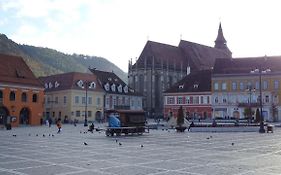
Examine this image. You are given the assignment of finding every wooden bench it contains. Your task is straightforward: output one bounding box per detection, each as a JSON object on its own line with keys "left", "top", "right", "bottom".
{"left": 267, "top": 125, "right": 274, "bottom": 133}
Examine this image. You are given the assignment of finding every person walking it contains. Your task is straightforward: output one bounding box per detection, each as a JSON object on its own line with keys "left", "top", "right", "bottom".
{"left": 56, "top": 118, "right": 62, "bottom": 133}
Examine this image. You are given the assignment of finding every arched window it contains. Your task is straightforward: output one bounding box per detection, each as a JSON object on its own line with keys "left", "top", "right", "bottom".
{"left": 32, "top": 94, "right": 38, "bottom": 103}
{"left": 10, "top": 91, "right": 16, "bottom": 101}
{"left": 21, "top": 92, "right": 27, "bottom": 102}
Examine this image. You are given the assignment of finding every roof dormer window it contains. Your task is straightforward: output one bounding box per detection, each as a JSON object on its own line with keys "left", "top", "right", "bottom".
{"left": 111, "top": 83, "right": 116, "bottom": 92}
{"left": 179, "top": 84, "right": 184, "bottom": 89}
{"left": 48, "top": 82, "right": 53, "bottom": 88}
{"left": 76, "top": 80, "right": 84, "bottom": 88}
{"left": 117, "top": 84, "right": 122, "bottom": 93}
{"left": 55, "top": 81, "right": 60, "bottom": 88}
{"left": 89, "top": 82, "right": 96, "bottom": 89}
{"left": 193, "top": 84, "right": 199, "bottom": 89}
{"left": 123, "top": 85, "right": 128, "bottom": 93}
{"left": 104, "top": 83, "right": 110, "bottom": 91}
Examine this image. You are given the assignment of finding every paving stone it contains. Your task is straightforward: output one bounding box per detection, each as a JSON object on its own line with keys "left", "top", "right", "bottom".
{"left": 1, "top": 124, "right": 281, "bottom": 175}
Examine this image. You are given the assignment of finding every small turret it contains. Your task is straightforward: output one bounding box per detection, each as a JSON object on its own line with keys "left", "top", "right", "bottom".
{"left": 214, "top": 23, "right": 232, "bottom": 57}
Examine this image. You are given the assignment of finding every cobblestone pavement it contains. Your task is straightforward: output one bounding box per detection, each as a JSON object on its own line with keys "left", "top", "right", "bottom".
{"left": 0, "top": 124, "right": 281, "bottom": 175}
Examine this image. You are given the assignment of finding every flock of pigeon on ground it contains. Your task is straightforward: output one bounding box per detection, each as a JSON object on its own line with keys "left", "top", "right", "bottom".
{"left": 10, "top": 128, "right": 235, "bottom": 147}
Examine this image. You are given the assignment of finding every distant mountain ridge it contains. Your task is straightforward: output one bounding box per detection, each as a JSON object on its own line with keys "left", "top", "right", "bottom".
{"left": 0, "top": 34, "right": 127, "bottom": 82}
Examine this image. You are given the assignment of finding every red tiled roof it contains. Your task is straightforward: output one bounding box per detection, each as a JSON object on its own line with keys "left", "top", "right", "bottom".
{"left": 164, "top": 70, "right": 212, "bottom": 93}
{"left": 39, "top": 72, "right": 104, "bottom": 92}
{"left": 0, "top": 54, "right": 43, "bottom": 87}
{"left": 213, "top": 56, "right": 281, "bottom": 74}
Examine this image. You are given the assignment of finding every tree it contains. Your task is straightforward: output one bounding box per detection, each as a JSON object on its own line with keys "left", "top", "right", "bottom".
{"left": 243, "top": 107, "right": 254, "bottom": 122}
{"left": 177, "top": 106, "right": 184, "bottom": 127}
{"left": 255, "top": 108, "right": 261, "bottom": 123}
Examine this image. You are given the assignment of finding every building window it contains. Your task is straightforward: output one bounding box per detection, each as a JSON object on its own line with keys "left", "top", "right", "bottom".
{"left": 106, "top": 97, "right": 110, "bottom": 105}
{"left": 88, "top": 97, "right": 92, "bottom": 105}
{"left": 21, "top": 92, "right": 27, "bottom": 102}
{"left": 75, "top": 96, "right": 79, "bottom": 104}
{"left": 63, "top": 96, "right": 67, "bottom": 104}
{"left": 215, "top": 97, "right": 218, "bottom": 103}
{"left": 177, "top": 97, "right": 183, "bottom": 104}
{"left": 88, "top": 111, "right": 92, "bottom": 117}
{"left": 255, "top": 81, "right": 260, "bottom": 90}
{"left": 274, "top": 80, "right": 279, "bottom": 90}
{"left": 10, "top": 91, "right": 16, "bottom": 101}
{"left": 55, "top": 96, "right": 58, "bottom": 104}
{"left": 263, "top": 80, "right": 268, "bottom": 90}
{"left": 239, "top": 82, "right": 244, "bottom": 90}
{"left": 82, "top": 97, "right": 86, "bottom": 104}
{"left": 167, "top": 97, "right": 175, "bottom": 104}
{"left": 96, "top": 97, "right": 100, "bottom": 106}
{"left": 207, "top": 96, "right": 210, "bottom": 104}
{"left": 59, "top": 111, "right": 61, "bottom": 118}
{"left": 223, "top": 98, "right": 227, "bottom": 103}
{"left": 76, "top": 111, "right": 80, "bottom": 117}
{"left": 47, "top": 97, "right": 51, "bottom": 104}
{"left": 194, "top": 96, "right": 199, "bottom": 104}
{"left": 214, "top": 82, "right": 219, "bottom": 90}
{"left": 32, "top": 94, "right": 38, "bottom": 102}
{"left": 0, "top": 90, "right": 2, "bottom": 99}
{"left": 222, "top": 82, "right": 227, "bottom": 90}
{"left": 265, "top": 95, "right": 269, "bottom": 103}
{"left": 232, "top": 82, "right": 237, "bottom": 90}
{"left": 185, "top": 96, "right": 190, "bottom": 104}
{"left": 52, "top": 112, "right": 55, "bottom": 117}
{"left": 200, "top": 96, "right": 204, "bottom": 104}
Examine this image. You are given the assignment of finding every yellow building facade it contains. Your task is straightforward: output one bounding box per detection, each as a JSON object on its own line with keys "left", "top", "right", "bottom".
{"left": 212, "top": 57, "right": 281, "bottom": 122}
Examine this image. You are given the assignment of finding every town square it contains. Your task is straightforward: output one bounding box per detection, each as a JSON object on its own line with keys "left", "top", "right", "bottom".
{"left": 1, "top": 123, "right": 281, "bottom": 175}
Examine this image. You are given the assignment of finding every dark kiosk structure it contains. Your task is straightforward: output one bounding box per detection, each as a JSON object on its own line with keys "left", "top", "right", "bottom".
{"left": 105, "top": 109, "right": 146, "bottom": 136}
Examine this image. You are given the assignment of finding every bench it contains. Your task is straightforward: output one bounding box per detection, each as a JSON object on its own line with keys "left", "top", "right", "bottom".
{"left": 267, "top": 125, "right": 274, "bottom": 133}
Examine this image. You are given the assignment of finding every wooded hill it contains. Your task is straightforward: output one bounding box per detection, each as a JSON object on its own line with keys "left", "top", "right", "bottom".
{"left": 0, "top": 34, "right": 127, "bottom": 82}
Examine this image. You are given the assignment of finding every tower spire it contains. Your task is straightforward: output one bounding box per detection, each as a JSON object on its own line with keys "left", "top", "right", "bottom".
{"left": 214, "top": 22, "right": 232, "bottom": 57}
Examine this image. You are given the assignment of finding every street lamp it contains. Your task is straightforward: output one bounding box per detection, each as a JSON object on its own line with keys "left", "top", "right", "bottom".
{"left": 83, "top": 81, "right": 89, "bottom": 127}
{"left": 251, "top": 67, "right": 271, "bottom": 133}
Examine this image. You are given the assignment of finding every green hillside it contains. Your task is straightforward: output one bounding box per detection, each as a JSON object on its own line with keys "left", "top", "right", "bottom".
{"left": 0, "top": 34, "right": 127, "bottom": 82}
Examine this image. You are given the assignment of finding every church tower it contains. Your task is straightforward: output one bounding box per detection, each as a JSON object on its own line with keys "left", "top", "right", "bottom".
{"left": 214, "top": 23, "right": 232, "bottom": 57}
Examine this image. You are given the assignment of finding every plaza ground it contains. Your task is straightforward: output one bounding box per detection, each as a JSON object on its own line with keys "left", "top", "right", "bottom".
{"left": 0, "top": 124, "right": 281, "bottom": 175}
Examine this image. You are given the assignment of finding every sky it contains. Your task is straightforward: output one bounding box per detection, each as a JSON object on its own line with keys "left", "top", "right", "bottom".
{"left": 1, "top": 0, "right": 281, "bottom": 73}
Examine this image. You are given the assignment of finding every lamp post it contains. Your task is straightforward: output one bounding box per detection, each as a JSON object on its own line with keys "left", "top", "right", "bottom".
{"left": 84, "top": 81, "right": 89, "bottom": 127}
{"left": 251, "top": 66, "right": 271, "bottom": 133}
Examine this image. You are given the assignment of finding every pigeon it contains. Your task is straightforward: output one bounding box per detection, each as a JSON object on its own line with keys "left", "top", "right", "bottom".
{"left": 36, "top": 134, "right": 38, "bottom": 136}
{"left": 28, "top": 134, "right": 31, "bottom": 136}
{"left": 43, "top": 134, "right": 45, "bottom": 137}
{"left": 12, "top": 134, "right": 16, "bottom": 137}
{"left": 52, "top": 134, "right": 54, "bottom": 137}
{"left": 99, "top": 131, "right": 101, "bottom": 134}
{"left": 115, "top": 139, "right": 118, "bottom": 143}
{"left": 80, "top": 131, "right": 82, "bottom": 134}
{"left": 84, "top": 142, "right": 88, "bottom": 145}
{"left": 119, "top": 142, "right": 122, "bottom": 146}
{"left": 49, "top": 134, "right": 51, "bottom": 136}
{"left": 206, "top": 137, "right": 210, "bottom": 140}
{"left": 231, "top": 143, "right": 234, "bottom": 146}
{"left": 141, "top": 145, "right": 144, "bottom": 148}
{"left": 210, "top": 136, "right": 213, "bottom": 138}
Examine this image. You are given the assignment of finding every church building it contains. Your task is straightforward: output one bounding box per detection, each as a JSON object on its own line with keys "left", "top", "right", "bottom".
{"left": 128, "top": 23, "right": 232, "bottom": 117}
